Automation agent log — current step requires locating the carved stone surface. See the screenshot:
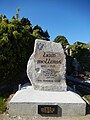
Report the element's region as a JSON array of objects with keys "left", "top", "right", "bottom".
[
  {"left": 27, "top": 39, "right": 67, "bottom": 91},
  {"left": 9, "top": 86, "right": 86, "bottom": 116}
]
